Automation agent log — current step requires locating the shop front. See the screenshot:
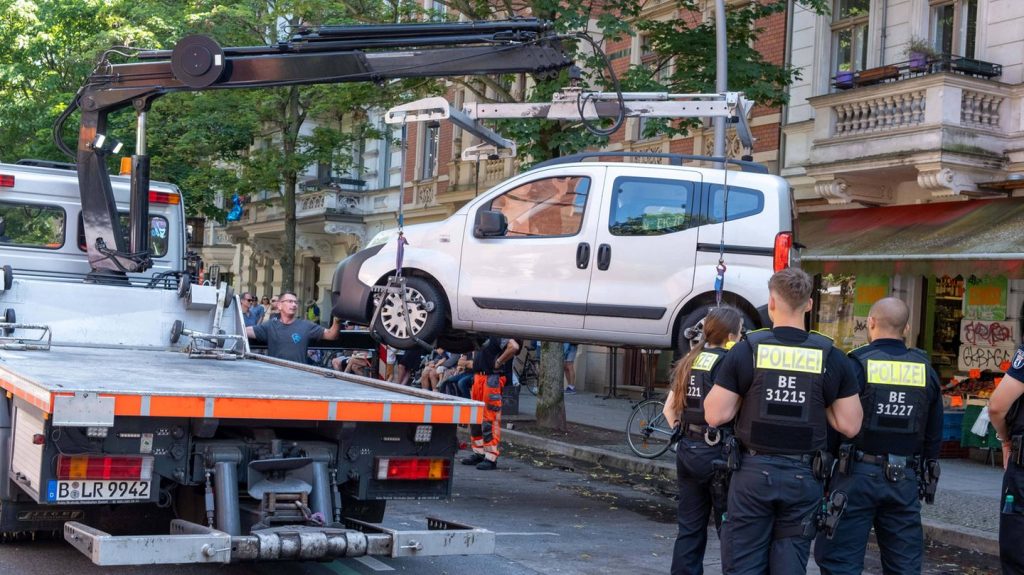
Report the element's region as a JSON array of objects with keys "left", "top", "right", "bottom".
[{"left": 799, "top": 197, "right": 1024, "bottom": 459}]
